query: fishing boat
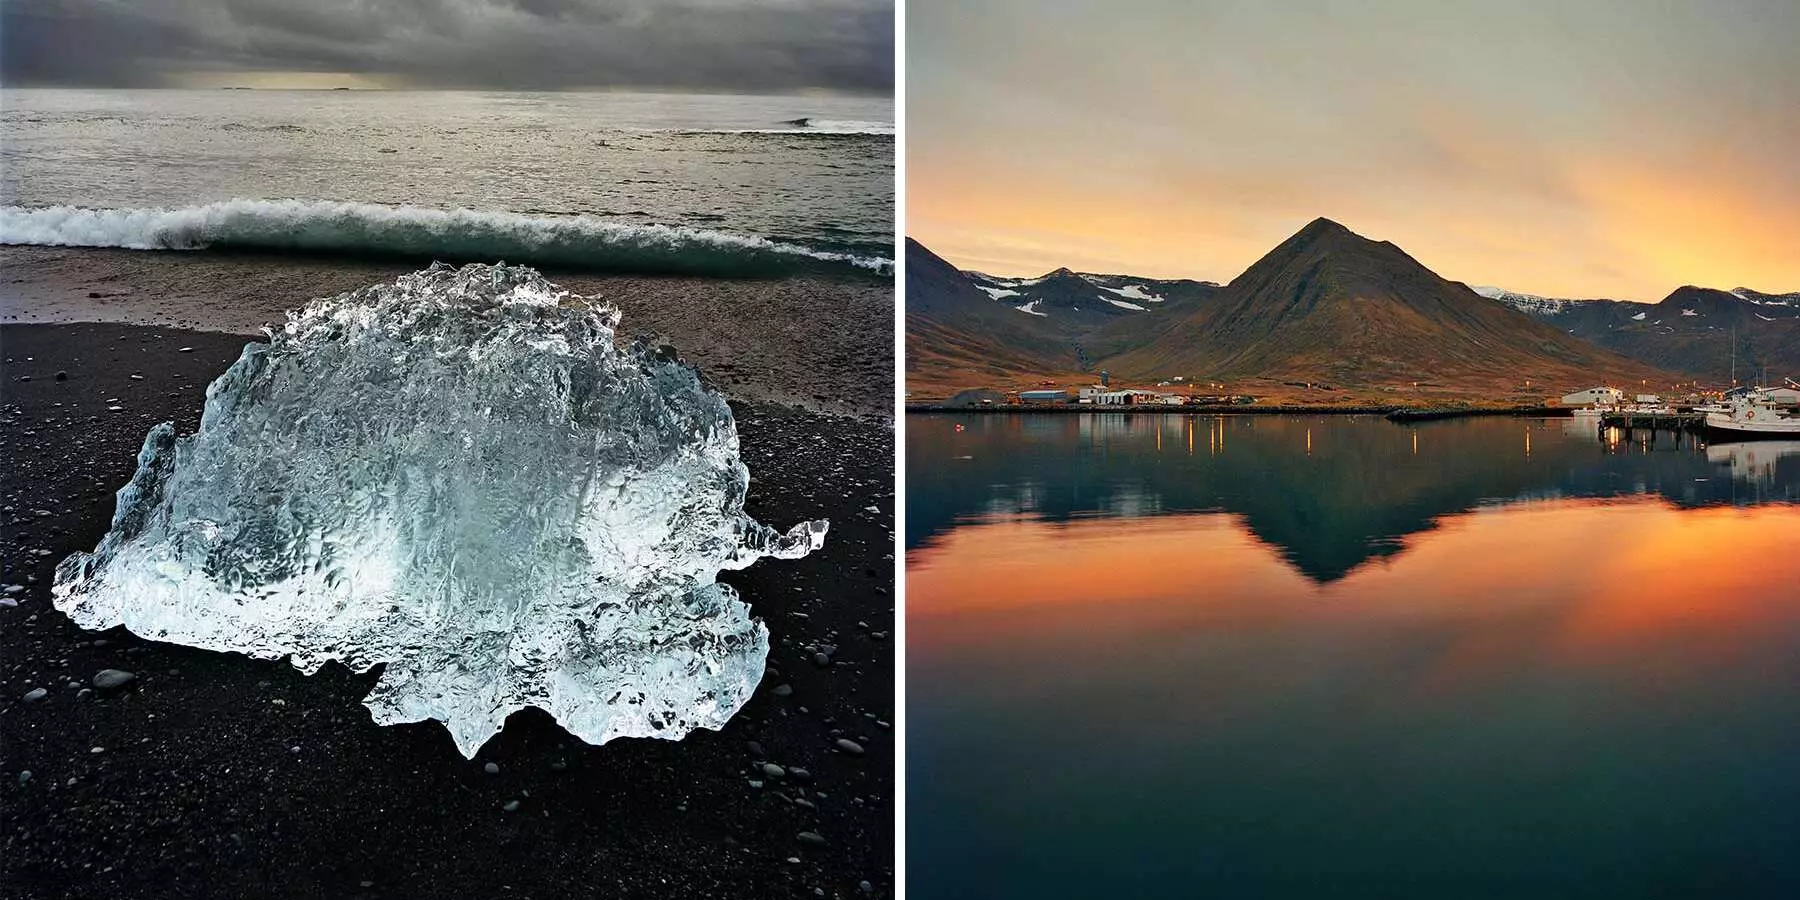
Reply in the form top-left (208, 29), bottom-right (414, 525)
top-left (1705, 392), bottom-right (1800, 438)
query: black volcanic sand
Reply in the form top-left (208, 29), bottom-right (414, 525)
top-left (0, 245), bottom-right (892, 420)
top-left (0, 324), bottom-right (895, 900)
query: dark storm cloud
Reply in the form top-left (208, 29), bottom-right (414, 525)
top-left (1, 0), bottom-right (893, 92)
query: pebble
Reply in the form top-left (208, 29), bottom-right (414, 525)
top-left (92, 669), bottom-right (137, 690)
top-left (789, 767), bottom-right (813, 783)
top-left (860, 881), bottom-right (874, 893)
top-left (54, 371), bottom-right (67, 381)
top-left (760, 762), bottom-right (786, 779)
top-left (502, 799), bottom-right (521, 813)
top-left (75, 689), bottom-right (93, 701)
top-left (835, 738), bottom-right (865, 755)
top-left (812, 653), bottom-right (830, 666)
top-left (22, 687), bottom-right (48, 703)
top-left (772, 683), bottom-right (794, 697)
top-left (483, 762), bottom-right (500, 775)
top-left (746, 740), bottom-right (765, 756)
top-left (17, 771), bottom-right (31, 785)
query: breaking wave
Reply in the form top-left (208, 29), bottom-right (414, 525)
top-left (0, 200), bottom-right (892, 278)
top-left (670, 117), bottom-right (894, 136)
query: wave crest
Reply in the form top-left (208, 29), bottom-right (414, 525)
top-left (0, 200), bottom-right (892, 278)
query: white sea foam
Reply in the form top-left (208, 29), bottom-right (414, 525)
top-left (0, 200), bottom-right (892, 277)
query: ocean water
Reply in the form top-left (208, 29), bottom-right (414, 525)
top-left (908, 413), bottom-right (1800, 898)
top-left (0, 89), bottom-right (892, 277)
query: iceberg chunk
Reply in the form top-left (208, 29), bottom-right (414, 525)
top-left (53, 262), bottom-right (827, 758)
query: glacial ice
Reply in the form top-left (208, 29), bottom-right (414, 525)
top-left (52, 262), bottom-right (827, 757)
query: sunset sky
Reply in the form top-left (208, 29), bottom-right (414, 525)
top-left (908, 0), bottom-right (1800, 300)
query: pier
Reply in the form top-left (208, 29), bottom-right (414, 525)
top-left (1597, 411), bottom-right (1707, 432)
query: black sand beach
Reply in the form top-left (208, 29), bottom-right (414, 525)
top-left (1, 246), bottom-right (892, 420)
top-left (0, 262), bottom-right (894, 898)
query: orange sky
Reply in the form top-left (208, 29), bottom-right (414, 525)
top-left (907, 0), bottom-right (1800, 300)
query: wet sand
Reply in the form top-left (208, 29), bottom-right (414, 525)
top-left (0, 312), bottom-right (894, 892)
top-left (1, 245), bottom-right (893, 420)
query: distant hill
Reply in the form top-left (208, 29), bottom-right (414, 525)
top-left (907, 218), bottom-right (1676, 396)
top-left (1478, 284), bottom-right (1800, 383)
top-left (904, 239), bottom-right (1087, 385)
top-left (906, 239), bottom-right (1219, 391)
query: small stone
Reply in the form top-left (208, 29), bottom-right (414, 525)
top-left (17, 771), bottom-right (32, 785)
top-left (178, 347), bottom-right (194, 353)
top-left (549, 760), bottom-right (568, 772)
top-left (835, 738), bottom-right (865, 755)
top-left (92, 669), bottom-right (137, 690)
top-left (502, 799), bottom-right (521, 813)
top-left (746, 740), bottom-right (765, 756)
top-left (789, 767), bottom-right (813, 783)
top-left (772, 683), bottom-right (794, 697)
top-left (761, 762), bottom-right (786, 779)
top-left (483, 762), bottom-right (500, 775)
top-left (812, 652), bottom-right (830, 666)
top-left (90, 746), bottom-right (105, 754)
top-left (75, 688), bottom-right (93, 701)
top-left (860, 881), bottom-right (874, 893)
top-left (54, 371), bottom-right (67, 381)
top-left (22, 687), bottom-right (48, 703)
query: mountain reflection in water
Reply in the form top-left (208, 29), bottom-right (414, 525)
top-left (907, 413), bottom-right (1800, 899)
top-left (906, 413), bottom-right (1800, 582)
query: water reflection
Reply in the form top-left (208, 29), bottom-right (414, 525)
top-left (907, 417), bottom-right (1800, 898)
top-left (906, 414), bottom-right (1800, 582)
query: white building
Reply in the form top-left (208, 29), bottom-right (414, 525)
top-left (1765, 387), bottom-right (1800, 406)
top-left (1561, 386), bottom-right (1624, 407)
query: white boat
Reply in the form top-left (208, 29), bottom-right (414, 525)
top-left (1705, 395), bottom-right (1800, 437)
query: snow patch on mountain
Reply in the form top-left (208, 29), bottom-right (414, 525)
top-left (1473, 285), bottom-right (1576, 316)
top-left (1099, 283), bottom-right (1166, 304)
top-left (1100, 296), bottom-right (1147, 311)
top-left (976, 285), bottom-right (1020, 300)
top-left (1015, 300), bottom-right (1047, 317)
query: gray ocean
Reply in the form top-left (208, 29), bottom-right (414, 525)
top-left (0, 89), bottom-right (893, 277)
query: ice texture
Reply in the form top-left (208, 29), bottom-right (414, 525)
top-left (52, 262), bottom-right (827, 757)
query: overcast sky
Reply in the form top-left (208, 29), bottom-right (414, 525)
top-left (2, 0), bottom-right (892, 93)
top-left (909, 0), bottom-right (1800, 300)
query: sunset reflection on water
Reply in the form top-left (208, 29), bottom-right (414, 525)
top-left (907, 414), bottom-right (1800, 898)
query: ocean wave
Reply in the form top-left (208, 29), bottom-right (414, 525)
top-left (669, 117), bottom-right (894, 136)
top-left (0, 200), bottom-right (892, 278)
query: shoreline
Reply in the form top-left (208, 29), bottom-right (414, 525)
top-left (1, 322), bottom-right (895, 899)
top-left (1, 244), bottom-right (894, 421)
top-left (905, 404), bottom-right (1577, 420)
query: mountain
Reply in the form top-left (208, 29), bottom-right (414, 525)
top-left (966, 267), bottom-right (1218, 328)
top-left (906, 240), bottom-right (1220, 390)
top-left (904, 239), bottom-right (1088, 385)
top-left (1103, 218), bottom-right (1669, 390)
top-left (1482, 283), bottom-right (1800, 382)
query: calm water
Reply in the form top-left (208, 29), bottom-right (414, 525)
top-left (908, 413), bottom-right (1800, 898)
top-left (0, 89), bottom-right (893, 272)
